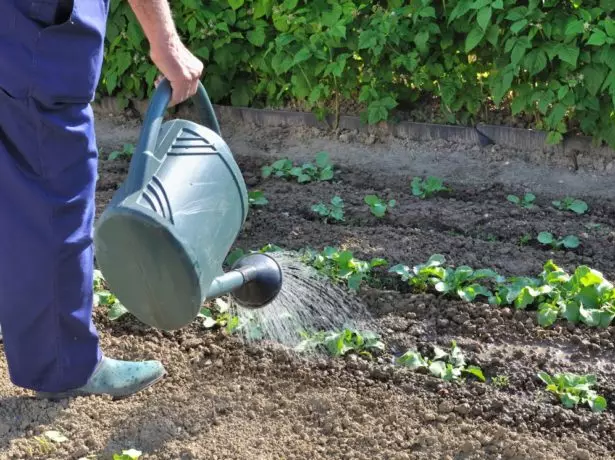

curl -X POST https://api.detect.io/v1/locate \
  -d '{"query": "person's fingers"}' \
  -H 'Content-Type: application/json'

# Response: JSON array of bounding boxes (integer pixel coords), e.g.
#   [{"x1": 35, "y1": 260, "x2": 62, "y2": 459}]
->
[{"x1": 168, "y1": 78, "x2": 200, "y2": 107}]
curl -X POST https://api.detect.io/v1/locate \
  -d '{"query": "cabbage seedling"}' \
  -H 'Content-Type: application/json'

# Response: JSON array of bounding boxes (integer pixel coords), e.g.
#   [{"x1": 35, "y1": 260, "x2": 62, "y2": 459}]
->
[
  {"x1": 311, "y1": 196, "x2": 345, "y2": 223},
  {"x1": 411, "y1": 176, "x2": 449, "y2": 199},
  {"x1": 364, "y1": 194, "x2": 396, "y2": 217},
  {"x1": 248, "y1": 190, "x2": 268, "y2": 207},
  {"x1": 537, "y1": 232, "x2": 580, "y2": 249},
  {"x1": 552, "y1": 197, "x2": 589, "y2": 215},
  {"x1": 537, "y1": 372, "x2": 606, "y2": 412},
  {"x1": 507, "y1": 193, "x2": 536, "y2": 209}
]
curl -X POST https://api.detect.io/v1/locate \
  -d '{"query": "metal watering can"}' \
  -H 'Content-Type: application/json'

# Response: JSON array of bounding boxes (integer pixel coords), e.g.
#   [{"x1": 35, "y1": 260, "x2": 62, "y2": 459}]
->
[{"x1": 94, "y1": 78, "x2": 283, "y2": 331}]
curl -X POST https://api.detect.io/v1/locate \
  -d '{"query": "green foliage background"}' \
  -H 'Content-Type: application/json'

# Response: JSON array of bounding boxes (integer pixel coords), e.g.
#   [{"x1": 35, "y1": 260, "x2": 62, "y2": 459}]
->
[{"x1": 100, "y1": 0, "x2": 615, "y2": 147}]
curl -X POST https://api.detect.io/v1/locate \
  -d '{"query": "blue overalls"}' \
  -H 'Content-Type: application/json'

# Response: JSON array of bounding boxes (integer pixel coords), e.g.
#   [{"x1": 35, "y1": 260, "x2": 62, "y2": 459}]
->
[{"x1": 0, "y1": 0, "x2": 110, "y2": 392}]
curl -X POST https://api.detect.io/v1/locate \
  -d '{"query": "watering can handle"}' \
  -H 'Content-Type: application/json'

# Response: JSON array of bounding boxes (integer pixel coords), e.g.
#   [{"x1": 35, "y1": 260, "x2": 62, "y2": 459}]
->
[
  {"x1": 123, "y1": 78, "x2": 221, "y2": 195},
  {"x1": 138, "y1": 78, "x2": 221, "y2": 154}
]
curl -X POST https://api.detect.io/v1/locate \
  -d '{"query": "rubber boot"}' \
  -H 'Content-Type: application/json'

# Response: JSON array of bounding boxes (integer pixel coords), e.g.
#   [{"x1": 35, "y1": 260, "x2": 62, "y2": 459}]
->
[{"x1": 35, "y1": 356, "x2": 167, "y2": 400}]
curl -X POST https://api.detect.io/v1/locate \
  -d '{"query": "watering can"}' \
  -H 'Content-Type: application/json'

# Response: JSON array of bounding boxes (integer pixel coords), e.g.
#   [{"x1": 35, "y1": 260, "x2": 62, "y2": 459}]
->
[{"x1": 93, "y1": 78, "x2": 283, "y2": 331}]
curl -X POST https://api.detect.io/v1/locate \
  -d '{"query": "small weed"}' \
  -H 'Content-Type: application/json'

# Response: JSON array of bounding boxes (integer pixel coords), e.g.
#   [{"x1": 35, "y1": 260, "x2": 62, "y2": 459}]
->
[
  {"x1": 248, "y1": 190, "x2": 268, "y2": 207},
  {"x1": 364, "y1": 194, "x2": 396, "y2": 217},
  {"x1": 552, "y1": 197, "x2": 589, "y2": 215},
  {"x1": 537, "y1": 232, "x2": 580, "y2": 250},
  {"x1": 108, "y1": 143, "x2": 134, "y2": 160},
  {"x1": 537, "y1": 372, "x2": 606, "y2": 412},
  {"x1": 296, "y1": 328, "x2": 385, "y2": 358},
  {"x1": 519, "y1": 234, "x2": 532, "y2": 245},
  {"x1": 411, "y1": 176, "x2": 449, "y2": 199},
  {"x1": 396, "y1": 340, "x2": 485, "y2": 382},
  {"x1": 507, "y1": 193, "x2": 536, "y2": 209},
  {"x1": 262, "y1": 152, "x2": 334, "y2": 183},
  {"x1": 492, "y1": 375, "x2": 510, "y2": 388},
  {"x1": 312, "y1": 196, "x2": 345, "y2": 223}
]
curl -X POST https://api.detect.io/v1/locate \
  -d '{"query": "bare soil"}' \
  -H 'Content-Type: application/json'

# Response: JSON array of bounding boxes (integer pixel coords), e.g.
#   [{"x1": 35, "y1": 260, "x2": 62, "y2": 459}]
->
[{"x1": 1, "y1": 113, "x2": 615, "y2": 460}]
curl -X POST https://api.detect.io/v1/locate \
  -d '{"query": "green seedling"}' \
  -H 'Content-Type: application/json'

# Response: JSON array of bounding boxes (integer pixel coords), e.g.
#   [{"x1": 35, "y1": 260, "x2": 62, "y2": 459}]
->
[
  {"x1": 198, "y1": 298, "x2": 260, "y2": 337},
  {"x1": 390, "y1": 254, "x2": 502, "y2": 301},
  {"x1": 396, "y1": 340, "x2": 485, "y2": 382},
  {"x1": 108, "y1": 143, "x2": 134, "y2": 160},
  {"x1": 489, "y1": 276, "x2": 553, "y2": 310},
  {"x1": 492, "y1": 375, "x2": 510, "y2": 388},
  {"x1": 93, "y1": 269, "x2": 128, "y2": 321},
  {"x1": 433, "y1": 265, "x2": 503, "y2": 301},
  {"x1": 261, "y1": 152, "x2": 334, "y2": 183},
  {"x1": 519, "y1": 234, "x2": 532, "y2": 245},
  {"x1": 261, "y1": 158, "x2": 293, "y2": 178},
  {"x1": 301, "y1": 246, "x2": 387, "y2": 291},
  {"x1": 537, "y1": 232, "x2": 580, "y2": 250},
  {"x1": 364, "y1": 194, "x2": 396, "y2": 217},
  {"x1": 113, "y1": 450, "x2": 143, "y2": 460},
  {"x1": 537, "y1": 372, "x2": 606, "y2": 413},
  {"x1": 490, "y1": 260, "x2": 615, "y2": 328},
  {"x1": 311, "y1": 196, "x2": 345, "y2": 223},
  {"x1": 224, "y1": 243, "x2": 283, "y2": 267},
  {"x1": 248, "y1": 190, "x2": 268, "y2": 207},
  {"x1": 296, "y1": 328, "x2": 385, "y2": 358},
  {"x1": 390, "y1": 254, "x2": 446, "y2": 292},
  {"x1": 411, "y1": 176, "x2": 449, "y2": 199},
  {"x1": 507, "y1": 193, "x2": 536, "y2": 209},
  {"x1": 552, "y1": 197, "x2": 589, "y2": 215}
]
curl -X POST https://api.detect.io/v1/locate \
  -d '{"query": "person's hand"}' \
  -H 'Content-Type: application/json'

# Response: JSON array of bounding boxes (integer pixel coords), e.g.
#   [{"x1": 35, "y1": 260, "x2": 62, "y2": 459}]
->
[{"x1": 150, "y1": 37, "x2": 204, "y2": 107}]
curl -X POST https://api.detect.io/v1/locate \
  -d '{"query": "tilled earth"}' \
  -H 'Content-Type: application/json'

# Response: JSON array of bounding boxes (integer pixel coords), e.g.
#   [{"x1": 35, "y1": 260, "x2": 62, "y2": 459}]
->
[{"x1": 1, "y1": 119, "x2": 615, "y2": 460}]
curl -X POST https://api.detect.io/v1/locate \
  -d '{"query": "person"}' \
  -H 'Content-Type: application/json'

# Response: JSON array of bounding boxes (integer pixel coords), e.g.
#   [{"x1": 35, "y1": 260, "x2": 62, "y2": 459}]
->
[{"x1": 0, "y1": 0, "x2": 203, "y2": 399}]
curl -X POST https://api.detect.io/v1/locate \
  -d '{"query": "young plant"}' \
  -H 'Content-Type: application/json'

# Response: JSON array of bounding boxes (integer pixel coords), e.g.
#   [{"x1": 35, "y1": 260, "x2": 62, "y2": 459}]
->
[
  {"x1": 295, "y1": 328, "x2": 385, "y2": 358},
  {"x1": 364, "y1": 194, "x2": 396, "y2": 217},
  {"x1": 248, "y1": 190, "x2": 268, "y2": 207},
  {"x1": 537, "y1": 372, "x2": 607, "y2": 413},
  {"x1": 224, "y1": 243, "x2": 283, "y2": 267},
  {"x1": 93, "y1": 269, "x2": 128, "y2": 321},
  {"x1": 389, "y1": 254, "x2": 446, "y2": 292},
  {"x1": 411, "y1": 176, "x2": 449, "y2": 199},
  {"x1": 261, "y1": 152, "x2": 334, "y2": 184},
  {"x1": 552, "y1": 197, "x2": 589, "y2": 215},
  {"x1": 108, "y1": 143, "x2": 134, "y2": 160},
  {"x1": 301, "y1": 246, "x2": 387, "y2": 291},
  {"x1": 113, "y1": 450, "x2": 142, "y2": 460},
  {"x1": 519, "y1": 234, "x2": 532, "y2": 245},
  {"x1": 261, "y1": 158, "x2": 293, "y2": 179},
  {"x1": 507, "y1": 193, "x2": 536, "y2": 209},
  {"x1": 390, "y1": 254, "x2": 502, "y2": 301},
  {"x1": 492, "y1": 375, "x2": 510, "y2": 389},
  {"x1": 537, "y1": 232, "x2": 580, "y2": 250},
  {"x1": 396, "y1": 340, "x2": 485, "y2": 382},
  {"x1": 491, "y1": 260, "x2": 615, "y2": 329},
  {"x1": 311, "y1": 196, "x2": 345, "y2": 223},
  {"x1": 433, "y1": 265, "x2": 503, "y2": 301}
]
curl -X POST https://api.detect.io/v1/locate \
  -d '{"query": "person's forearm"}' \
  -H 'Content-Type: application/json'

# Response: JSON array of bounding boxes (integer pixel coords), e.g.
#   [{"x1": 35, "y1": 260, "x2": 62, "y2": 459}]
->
[{"x1": 126, "y1": 0, "x2": 179, "y2": 51}]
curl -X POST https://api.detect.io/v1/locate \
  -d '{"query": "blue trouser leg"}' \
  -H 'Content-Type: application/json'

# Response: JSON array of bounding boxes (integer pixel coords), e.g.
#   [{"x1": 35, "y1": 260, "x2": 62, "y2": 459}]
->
[{"x1": 0, "y1": 88, "x2": 102, "y2": 392}]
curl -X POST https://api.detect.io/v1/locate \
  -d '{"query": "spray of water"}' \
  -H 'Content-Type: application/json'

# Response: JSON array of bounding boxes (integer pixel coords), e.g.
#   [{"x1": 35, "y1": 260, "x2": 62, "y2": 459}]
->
[{"x1": 227, "y1": 251, "x2": 375, "y2": 347}]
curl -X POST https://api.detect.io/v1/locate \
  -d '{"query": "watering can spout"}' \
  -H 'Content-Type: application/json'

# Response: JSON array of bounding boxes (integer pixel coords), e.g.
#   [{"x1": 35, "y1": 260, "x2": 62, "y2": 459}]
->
[
  {"x1": 94, "y1": 77, "x2": 284, "y2": 331},
  {"x1": 205, "y1": 253, "x2": 283, "y2": 308}
]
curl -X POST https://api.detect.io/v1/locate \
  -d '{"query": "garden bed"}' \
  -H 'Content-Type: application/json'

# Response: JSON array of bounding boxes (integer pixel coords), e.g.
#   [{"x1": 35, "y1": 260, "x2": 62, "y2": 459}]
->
[{"x1": 1, "y1": 114, "x2": 615, "y2": 459}]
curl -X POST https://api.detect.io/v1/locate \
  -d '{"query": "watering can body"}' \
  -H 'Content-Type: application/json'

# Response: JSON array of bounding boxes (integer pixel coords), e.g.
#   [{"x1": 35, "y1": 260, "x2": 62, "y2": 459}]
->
[{"x1": 94, "y1": 80, "x2": 281, "y2": 331}]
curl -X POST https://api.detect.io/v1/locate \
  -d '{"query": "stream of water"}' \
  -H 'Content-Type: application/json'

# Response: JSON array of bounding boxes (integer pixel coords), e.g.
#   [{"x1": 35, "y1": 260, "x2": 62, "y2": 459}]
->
[{"x1": 229, "y1": 251, "x2": 374, "y2": 347}]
